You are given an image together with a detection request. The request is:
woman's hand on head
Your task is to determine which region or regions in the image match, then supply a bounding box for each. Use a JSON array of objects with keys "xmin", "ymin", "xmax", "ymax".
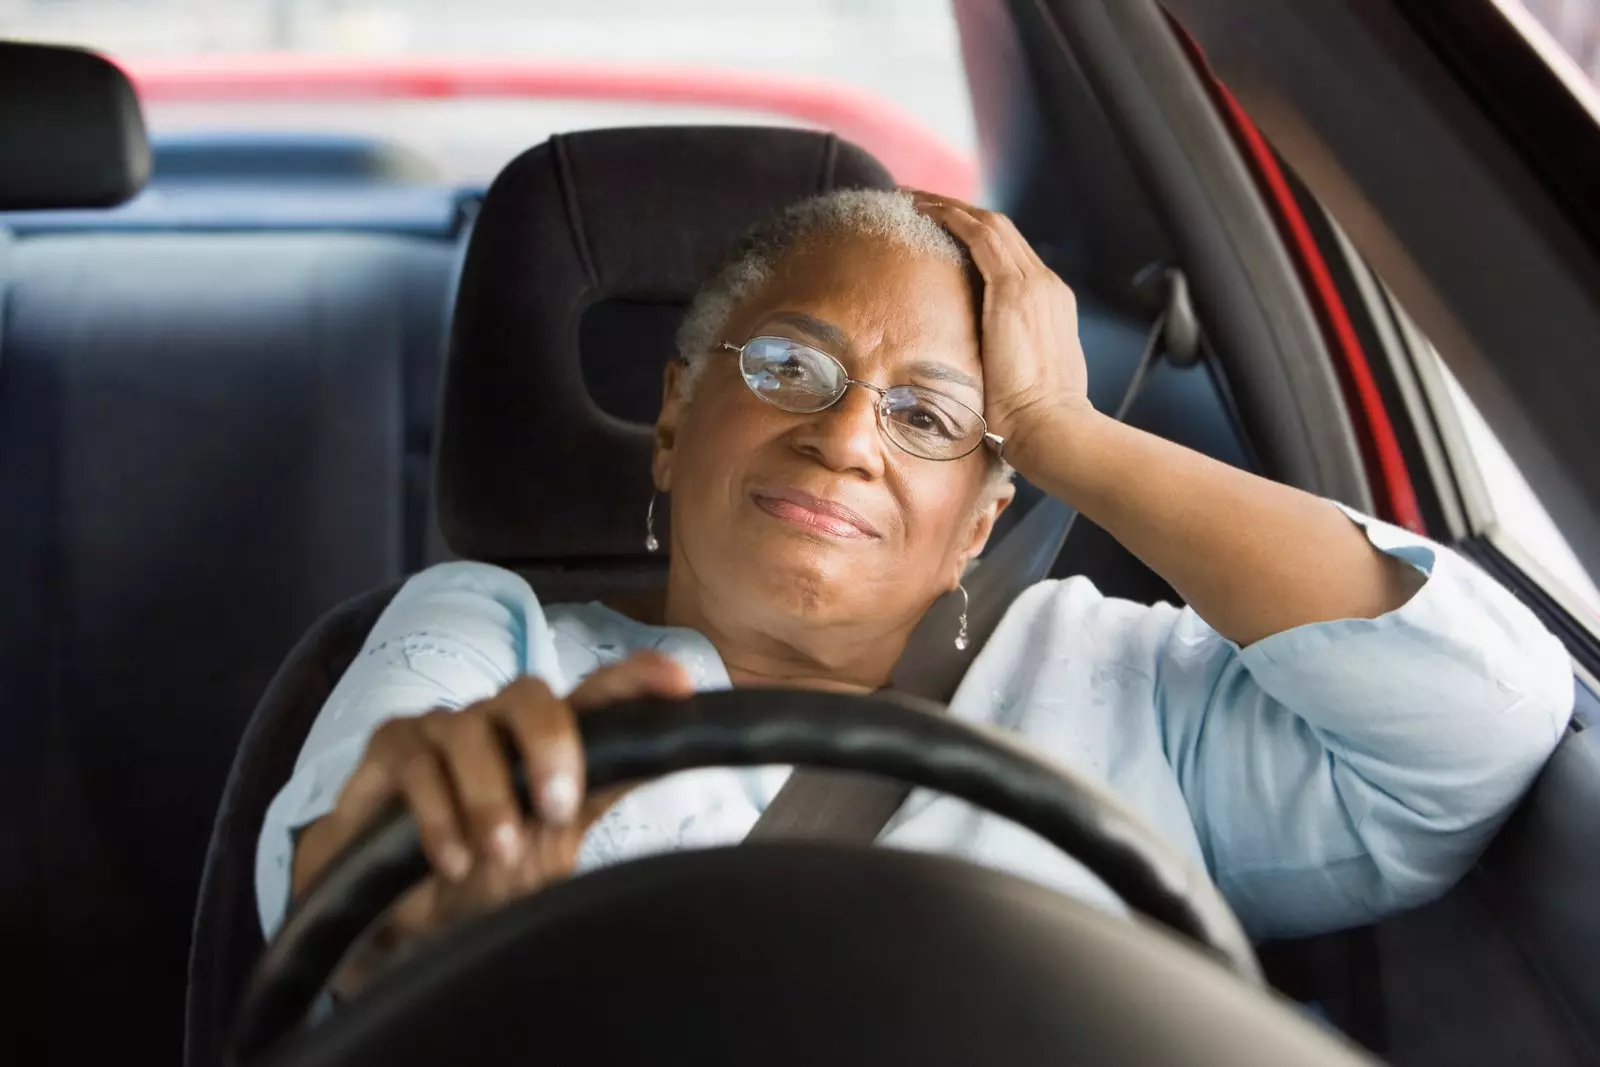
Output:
[
  {"xmin": 907, "ymin": 190, "xmax": 1095, "ymax": 467},
  {"xmin": 289, "ymin": 651, "xmax": 695, "ymax": 994}
]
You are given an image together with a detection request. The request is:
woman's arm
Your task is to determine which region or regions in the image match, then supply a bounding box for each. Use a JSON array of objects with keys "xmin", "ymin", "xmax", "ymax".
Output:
[
  {"xmin": 1009, "ymin": 410, "xmax": 1423, "ymax": 646},
  {"xmin": 256, "ymin": 561, "xmax": 691, "ymax": 996},
  {"xmin": 255, "ymin": 561, "xmax": 547, "ymax": 937},
  {"xmin": 917, "ymin": 192, "xmax": 1418, "ymax": 646},
  {"xmin": 917, "ymin": 193, "xmax": 1573, "ymax": 936},
  {"xmin": 1149, "ymin": 512, "xmax": 1572, "ymax": 936}
]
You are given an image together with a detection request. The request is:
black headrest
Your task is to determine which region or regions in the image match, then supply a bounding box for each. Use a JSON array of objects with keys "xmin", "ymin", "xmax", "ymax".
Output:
[
  {"xmin": 437, "ymin": 126, "xmax": 895, "ymax": 564},
  {"xmin": 0, "ymin": 41, "xmax": 149, "ymax": 210}
]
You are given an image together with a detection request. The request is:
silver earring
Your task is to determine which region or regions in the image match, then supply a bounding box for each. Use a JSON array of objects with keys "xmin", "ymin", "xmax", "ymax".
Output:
[
  {"xmin": 954, "ymin": 583, "xmax": 970, "ymax": 651},
  {"xmin": 644, "ymin": 492, "xmax": 660, "ymax": 553}
]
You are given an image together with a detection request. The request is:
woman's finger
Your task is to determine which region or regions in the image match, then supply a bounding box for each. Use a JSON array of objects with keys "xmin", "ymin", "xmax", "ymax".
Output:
[
  {"xmin": 983, "ymin": 209, "xmax": 1049, "ymax": 272},
  {"xmin": 567, "ymin": 650, "xmax": 695, "ymax": 709},
  {"xmin": 917, "ymin": 200, "xmax": 1026, "ymax": 284},
  {"xmin": 312, "ymin": 719, "xmax": 473, "ymax": 887},
  {"xmin": 904, "ymin": 185, "xmax": 1042, "ymax": 267},
  {"xmin": 523, "ymin": 821, "xmax": 585, "ymax": 888},
  {"xmin": 419, "ymin": 709, "xmax": 525, "ymax": 870},
  {"xmin": 325, "ymin": 748, "xmax": 399, "ymax": 839},
  {"xmin": 491, "ymin": 675, "xmax": 585, "ymax": 828},
  {"xmin": 913, "ymin": 193, "xmax": 1045, "ymax": 275},
  {"xmin": 500, "ymin": 652, "xmax": 693, "ymax": 827},
  {"xmin": 292, "ymin": 754, "xmax": 400, "ymax": 898},
  {"xmin": 359, "ymin": 721, "xmax": 469, "ymax": 883}
]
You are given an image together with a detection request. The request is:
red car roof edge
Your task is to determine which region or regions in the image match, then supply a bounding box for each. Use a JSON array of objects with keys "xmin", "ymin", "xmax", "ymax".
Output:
[{"xmin": 119, "ymin": 54, "xmax": 980, "ymax": 200}]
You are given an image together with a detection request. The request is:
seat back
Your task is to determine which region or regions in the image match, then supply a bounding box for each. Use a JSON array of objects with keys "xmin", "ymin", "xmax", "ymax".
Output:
[
  {"xmin": 185, "ymin": 585, "xmax": 403, "ymax": 1067},
  {"xmin": 0, "ymin": 231, "xmax": 453, "ymax": 1064}
]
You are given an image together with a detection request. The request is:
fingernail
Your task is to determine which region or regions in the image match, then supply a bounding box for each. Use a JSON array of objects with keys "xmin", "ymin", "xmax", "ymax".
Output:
[
  {"xmin": 440, "ymin": 840, "xmax": 472, "ymax": 882},
  {"xmin": 540, "ymin": 773, "xmax": 580, "ymax": 826},
  {"xmin": 491, "ymin": 822, "xmax": 522, "ymax": 866}
]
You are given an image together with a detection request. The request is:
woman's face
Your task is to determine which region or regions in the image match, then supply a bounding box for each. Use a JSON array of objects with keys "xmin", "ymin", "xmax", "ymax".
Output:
[{"xmin": 653, "ymin": 232, "xmax": 1012, "ymax": 653}]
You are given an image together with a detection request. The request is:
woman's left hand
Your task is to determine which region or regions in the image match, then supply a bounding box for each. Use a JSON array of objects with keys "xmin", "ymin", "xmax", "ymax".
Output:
[{"xmin": 909, "ymin": 190, "xmax": 1094, "ymax": 466}]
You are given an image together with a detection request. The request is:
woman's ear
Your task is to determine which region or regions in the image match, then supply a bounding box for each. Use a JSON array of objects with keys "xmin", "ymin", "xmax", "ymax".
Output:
[
  {"xmin": 652, "ymin": 359, "xmax": 689, "ymax": 492},
  {"xmin": 952, "ymin": 480, "xmax": 1016, "ymax": 589}
]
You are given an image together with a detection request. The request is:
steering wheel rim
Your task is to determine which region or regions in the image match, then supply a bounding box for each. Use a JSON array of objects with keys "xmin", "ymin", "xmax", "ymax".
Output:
[{"xmin": 231, "ymin": 688, "xmax": 1260, "ymax": 1060}]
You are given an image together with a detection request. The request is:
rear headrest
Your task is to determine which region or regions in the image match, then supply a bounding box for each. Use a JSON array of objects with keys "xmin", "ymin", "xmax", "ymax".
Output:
[
  {"xmin": 437, "ymin": 126, "xmax": 894, "ymax": 564},
  {"xmin": 0, "ymin": 41, "xmax": 149, "ymax": 210}
]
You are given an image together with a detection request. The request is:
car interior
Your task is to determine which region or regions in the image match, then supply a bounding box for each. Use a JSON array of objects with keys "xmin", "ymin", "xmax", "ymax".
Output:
[{"xmin": 3, "ymin": 1, "xmax": 1600, "ymax": 1065}]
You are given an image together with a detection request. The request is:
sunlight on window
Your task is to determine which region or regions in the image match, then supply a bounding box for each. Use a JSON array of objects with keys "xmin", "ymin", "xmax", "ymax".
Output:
[
  {"xmin": 1437, "ymin": 363, "xmax": 1600, "ymax": 616},
  {"xmin": 1498, "ymin": 0, "xmax": 1600, "ymax": 91}
]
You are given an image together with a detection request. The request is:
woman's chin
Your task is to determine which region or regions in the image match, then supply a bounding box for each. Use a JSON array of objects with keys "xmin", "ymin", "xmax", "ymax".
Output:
[{"xmin": 718, "ymin": 544, "xmax": 854, "ymax": 620}]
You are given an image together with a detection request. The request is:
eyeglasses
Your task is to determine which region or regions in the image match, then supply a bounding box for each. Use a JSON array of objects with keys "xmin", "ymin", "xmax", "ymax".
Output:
[{"xmin": 720, "ymin": 336, "xmax": 1003, "ymax": 462}]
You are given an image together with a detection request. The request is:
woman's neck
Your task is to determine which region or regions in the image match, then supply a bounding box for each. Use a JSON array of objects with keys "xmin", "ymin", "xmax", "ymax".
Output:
[{"xmin": 603, "ymin": 584, "xmax": 905, "ymax": 694}]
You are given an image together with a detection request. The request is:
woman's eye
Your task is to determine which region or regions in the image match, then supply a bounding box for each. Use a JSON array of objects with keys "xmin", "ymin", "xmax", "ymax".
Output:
[{"xmin": 901, "ymin": 405, "xmax": 959, "ymax": 438}]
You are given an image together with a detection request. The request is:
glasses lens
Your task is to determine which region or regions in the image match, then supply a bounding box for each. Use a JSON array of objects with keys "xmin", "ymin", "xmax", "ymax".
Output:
[
  {"xmin": 881, "ymin": 386, "xmax": 984, "ymax": 460},
  {"xmin": 739, "ymin": 337, "xmax": 845, "ymax": 413}
]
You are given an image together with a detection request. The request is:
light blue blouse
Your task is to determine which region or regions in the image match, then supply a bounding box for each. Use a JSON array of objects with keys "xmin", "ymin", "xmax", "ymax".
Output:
[{"xmin": 257, "ymin": 504, "xmax": 1573, "ymax": 942}]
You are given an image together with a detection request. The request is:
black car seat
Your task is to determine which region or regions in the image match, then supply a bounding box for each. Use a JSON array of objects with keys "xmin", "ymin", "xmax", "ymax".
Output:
[
  {"xmin": 183, "ymin": 125, "xmax": 899, "ymax": 1066},
  {"xmin": 0, "ymin": 230, "xmax": 455, "ymax": 1064}
]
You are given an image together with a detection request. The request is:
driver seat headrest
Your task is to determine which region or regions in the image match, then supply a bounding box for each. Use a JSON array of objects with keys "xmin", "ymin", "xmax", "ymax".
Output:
[{"xmin": 436, "ymin": 126, "xmax": 895, "ymax": 566}]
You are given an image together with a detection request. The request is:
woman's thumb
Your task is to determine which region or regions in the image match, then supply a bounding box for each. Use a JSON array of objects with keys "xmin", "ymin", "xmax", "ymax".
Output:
[{"xmin": 567, "ymin": 650, "xmax": 694, "ymax": 710}]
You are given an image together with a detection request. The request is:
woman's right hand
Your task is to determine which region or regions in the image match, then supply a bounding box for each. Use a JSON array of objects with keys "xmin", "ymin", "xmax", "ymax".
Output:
[{"xmin": 289, "ymin": 651, "xmax": 695, "ymax": 990}]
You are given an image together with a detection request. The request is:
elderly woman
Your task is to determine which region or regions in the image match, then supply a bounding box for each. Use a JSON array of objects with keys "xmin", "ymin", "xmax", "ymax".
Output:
[{"xmin": 258, "ymin": 189, "xmax": 1572, "ymax": 980}]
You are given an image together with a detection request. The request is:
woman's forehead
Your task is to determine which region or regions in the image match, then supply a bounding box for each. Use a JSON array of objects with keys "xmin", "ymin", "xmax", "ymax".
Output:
[{"xmin": 739, "ymin": 234, "xmax": 981, "ymax": 361}]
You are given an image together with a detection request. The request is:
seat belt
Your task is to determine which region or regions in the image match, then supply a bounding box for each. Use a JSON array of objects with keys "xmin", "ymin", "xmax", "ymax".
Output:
[{"xmin": 748, "ymin": 268, "xmax": 1199, "ymax": 841}]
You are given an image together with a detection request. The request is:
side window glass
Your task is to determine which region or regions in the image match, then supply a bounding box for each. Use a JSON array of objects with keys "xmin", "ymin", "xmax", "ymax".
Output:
[
  {"xmin": 1501, "ymin": 0, "xmax": 1600, "ymax": 88},
  {"xmin": 1420, "ymin": 337, "xmax": 1600, "ymax": 615}
]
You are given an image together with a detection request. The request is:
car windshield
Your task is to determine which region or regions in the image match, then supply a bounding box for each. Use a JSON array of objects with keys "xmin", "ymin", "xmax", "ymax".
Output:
[{"xmin": 0, "ymin": 0, "xmax": 979, "ymax": 191}]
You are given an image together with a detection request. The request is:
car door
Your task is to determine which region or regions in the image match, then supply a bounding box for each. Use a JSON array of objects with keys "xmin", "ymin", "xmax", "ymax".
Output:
[
  {"xmin": 960, "ymin": 0, "xmax": 1599, "ymax": 1060},
  {"xmin": 1141, "ymin": 2, "xmax": 1600, "ymax": 1063}
]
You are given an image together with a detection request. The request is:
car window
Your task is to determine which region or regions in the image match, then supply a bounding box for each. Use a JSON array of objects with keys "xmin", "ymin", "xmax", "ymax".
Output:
[
  {"xmin": 1494, "ymin": 0, "xmax": 1600, "ymax": 110},
  {"xmin": 1295, "ymin": 193, "xmax": 1600, "ymax": 626},
  {"xmin": 1412, "ymin": 329, "xmax": 1600, "ymax": 618},
  {"xmin": 0, "ymin": 0, "xmax": 977, "ymax": 191}
]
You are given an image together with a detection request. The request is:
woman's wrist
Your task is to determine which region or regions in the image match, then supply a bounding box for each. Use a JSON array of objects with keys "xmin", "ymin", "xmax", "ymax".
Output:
[{"xmin": 998, "ymin": 397, "xmax": 1107, "ymax": 493}]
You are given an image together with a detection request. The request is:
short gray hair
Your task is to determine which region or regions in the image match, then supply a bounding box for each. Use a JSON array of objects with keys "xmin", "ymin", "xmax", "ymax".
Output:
[
  {"xmin": 674, "ymin": 188, "xmax": 1012, "ymax": 494},
  {"xmin": 676, "ymin": 188, "xmax": 967, "ymax": 384}
]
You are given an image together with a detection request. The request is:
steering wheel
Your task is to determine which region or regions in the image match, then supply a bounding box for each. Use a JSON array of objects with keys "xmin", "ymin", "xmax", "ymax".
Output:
[{"xmin": 230, "ymin": 689, "xmax": 1371, "ymax": 1067}]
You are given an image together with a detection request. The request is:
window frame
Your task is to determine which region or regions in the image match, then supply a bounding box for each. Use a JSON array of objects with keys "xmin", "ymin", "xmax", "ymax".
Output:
[{"xmin": 1320, "ymin": 208, "xmax": 1600, "ymax": 662}]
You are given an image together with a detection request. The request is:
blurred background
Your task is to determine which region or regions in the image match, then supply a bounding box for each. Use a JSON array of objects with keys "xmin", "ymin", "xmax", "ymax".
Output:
[
  {"xmin": 2, "ymin": 0, "xmax": 1595, "ymax": 182},
  {"xmin": 2, "ymin": 0, "xmax": 1598, "ymax": 609},
  {"xmin": 0, "ymin": 0, "xmax": 980, "ymax": 187}
]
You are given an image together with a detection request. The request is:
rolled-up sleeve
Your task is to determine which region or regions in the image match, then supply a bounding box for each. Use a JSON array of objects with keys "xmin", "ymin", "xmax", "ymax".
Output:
[
  {"xmin": 1157, "ymin": 504, "xmax": 1574, "ymax": 940},
  {"xmin": 253, "ymin": 562, "xmax": 552, "ymax": 938}
]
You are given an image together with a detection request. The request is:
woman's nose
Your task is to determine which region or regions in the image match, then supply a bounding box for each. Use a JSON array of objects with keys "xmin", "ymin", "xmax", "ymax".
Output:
[{"xmin": 792, "ymin": 381, "xmax": 886, "ymax": 476}]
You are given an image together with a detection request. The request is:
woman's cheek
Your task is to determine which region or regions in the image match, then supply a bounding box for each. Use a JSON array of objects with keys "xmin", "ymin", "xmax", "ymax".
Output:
[
  {"xmin": 904, "ymin": 476, "xmax": 983, "ymax": 557},
  {"xmin": 688, "ymin": 383, "xmax": 766, "ymax": 453}
]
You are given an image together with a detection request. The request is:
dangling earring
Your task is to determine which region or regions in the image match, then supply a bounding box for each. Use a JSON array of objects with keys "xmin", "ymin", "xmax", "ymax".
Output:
[
  {"xmin": 644, "ymin": 492, "xmax": 661, "ymax": 553},
  {"xmin": 954, "ymin": 582, "xmax": 970, "ymax": 651}
]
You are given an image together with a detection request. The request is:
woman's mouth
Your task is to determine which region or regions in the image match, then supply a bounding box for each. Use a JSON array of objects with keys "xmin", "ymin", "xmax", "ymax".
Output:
[{"xmin": 750, "ymin": 487, "xmax": 882, "ymax": 540}]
